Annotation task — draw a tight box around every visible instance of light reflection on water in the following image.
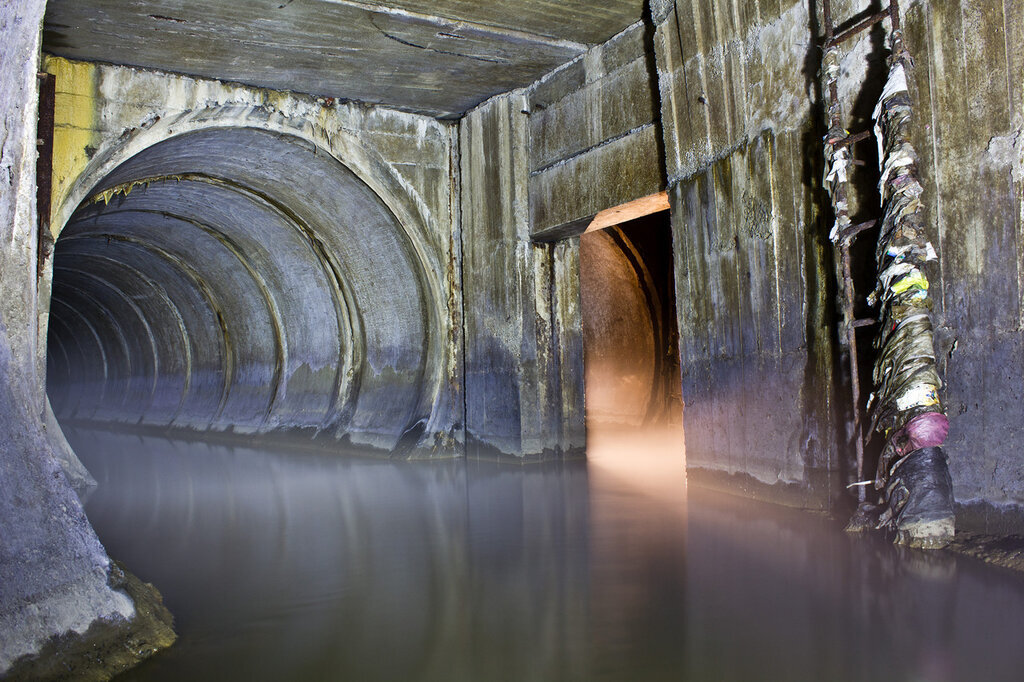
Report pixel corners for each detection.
[65,427,1024,682]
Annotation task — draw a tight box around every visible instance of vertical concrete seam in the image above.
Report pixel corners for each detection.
[452,120,469,456]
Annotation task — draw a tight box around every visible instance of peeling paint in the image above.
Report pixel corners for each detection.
[985,129,1024,183]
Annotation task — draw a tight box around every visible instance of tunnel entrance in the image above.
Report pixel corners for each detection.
[579,209,682,429]
[580,207,686,503]
[45,127,441,452]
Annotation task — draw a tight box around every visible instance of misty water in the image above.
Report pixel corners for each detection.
[66,426,1024,682]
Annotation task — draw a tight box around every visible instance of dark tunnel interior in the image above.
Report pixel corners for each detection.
[46,127,440,451]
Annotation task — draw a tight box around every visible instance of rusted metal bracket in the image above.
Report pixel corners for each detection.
[833,129,873,150]
[840,219,877,243]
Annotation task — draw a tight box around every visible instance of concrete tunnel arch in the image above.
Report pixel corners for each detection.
[46,126,448,451]
[580,224,676,428]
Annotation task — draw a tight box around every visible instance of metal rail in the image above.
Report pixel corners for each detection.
[820,0,899,495]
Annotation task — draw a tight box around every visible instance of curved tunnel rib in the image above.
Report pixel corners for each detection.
[96,173,365,425]
[53,287,134,407]
[61,254,197,421]
[49,299,110,416]
[55,259,192,423]
[58,234,237,426]
[48,127,440,451]
[75,208,291,426]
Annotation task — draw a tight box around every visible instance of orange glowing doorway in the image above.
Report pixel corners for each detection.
[580,193,686,515]
[579,192,686,493]
[579,196,682,430]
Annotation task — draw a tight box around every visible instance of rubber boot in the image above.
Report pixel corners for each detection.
[881,446,955,549]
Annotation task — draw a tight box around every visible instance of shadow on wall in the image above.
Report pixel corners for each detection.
[46,127,443,454]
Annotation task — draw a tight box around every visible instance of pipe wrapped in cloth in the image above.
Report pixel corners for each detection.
[862,29,954,549]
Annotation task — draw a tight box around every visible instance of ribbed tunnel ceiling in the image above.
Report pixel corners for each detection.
[48,128,438,450]
[42,0,645,118]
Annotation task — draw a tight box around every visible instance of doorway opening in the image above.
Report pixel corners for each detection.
[579,200,685,499]
[579,208,682,428]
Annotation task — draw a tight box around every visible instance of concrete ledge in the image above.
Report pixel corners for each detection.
[3,562,175,681]
[955,500,1024,537]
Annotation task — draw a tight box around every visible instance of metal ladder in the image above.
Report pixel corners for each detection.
[819,0,904,496]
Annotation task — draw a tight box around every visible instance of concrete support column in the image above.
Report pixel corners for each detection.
[459,92,585,458]
[1,2,170,674]
[648,0,840,508]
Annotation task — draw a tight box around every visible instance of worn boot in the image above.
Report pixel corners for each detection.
[879,446,955,549]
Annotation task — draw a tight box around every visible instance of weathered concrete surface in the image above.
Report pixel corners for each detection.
[349,0,645,45]
[459,92,585,457]
[43,58,463,455]
[42,0,643,119]
[901,0,1024,529]
[649,0,1024,525]
[457,22,669,456]
[652,0,840,509]
[44,395,96,495]
[529,22,665,237]
[0,331,132,674]
[653,0,822,186]
[668,130,837,508]
[0,2,169,673]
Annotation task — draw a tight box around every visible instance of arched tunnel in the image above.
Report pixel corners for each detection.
[47,127,440,451]
[579,213,682,429]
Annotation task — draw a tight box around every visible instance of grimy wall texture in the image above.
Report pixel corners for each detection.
[3,0,1024,673]
[647,0,1024,526]
[651,0,842,508]
[902,0,1024,532]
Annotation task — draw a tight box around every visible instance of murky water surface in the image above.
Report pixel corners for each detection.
[67,427,1024,682]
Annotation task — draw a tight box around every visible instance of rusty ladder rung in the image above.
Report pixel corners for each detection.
[833,128,874,150]
[839,219,877,243]
[820,0,903,494]
[826,7,891,47]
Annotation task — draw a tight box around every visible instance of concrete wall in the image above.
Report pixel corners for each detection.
[648,0,1024,523]
[901,0,1024,530]
[458,22,667,457]
[528,22,665,239]
[651,0,840,509]
[459,92,585,457]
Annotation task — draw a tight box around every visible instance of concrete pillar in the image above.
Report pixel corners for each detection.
[649,0,840,508]
[0,3,171,674]
[459,92,585,458]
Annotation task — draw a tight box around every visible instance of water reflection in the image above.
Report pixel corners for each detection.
[65,428,1024,682]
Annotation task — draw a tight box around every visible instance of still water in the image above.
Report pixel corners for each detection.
[66,427,1024,682]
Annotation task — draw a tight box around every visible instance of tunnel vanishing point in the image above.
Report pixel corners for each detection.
[2,0,1023,676]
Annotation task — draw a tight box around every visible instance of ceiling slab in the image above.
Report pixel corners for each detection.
[43,0,644,118]
[338,0,644,46]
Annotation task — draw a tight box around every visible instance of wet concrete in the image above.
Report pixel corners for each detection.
[67,426,1024,682]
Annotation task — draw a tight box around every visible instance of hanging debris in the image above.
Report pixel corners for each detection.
[864,20,954,549]
[820,37,866,495]
[819,0,954,547]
